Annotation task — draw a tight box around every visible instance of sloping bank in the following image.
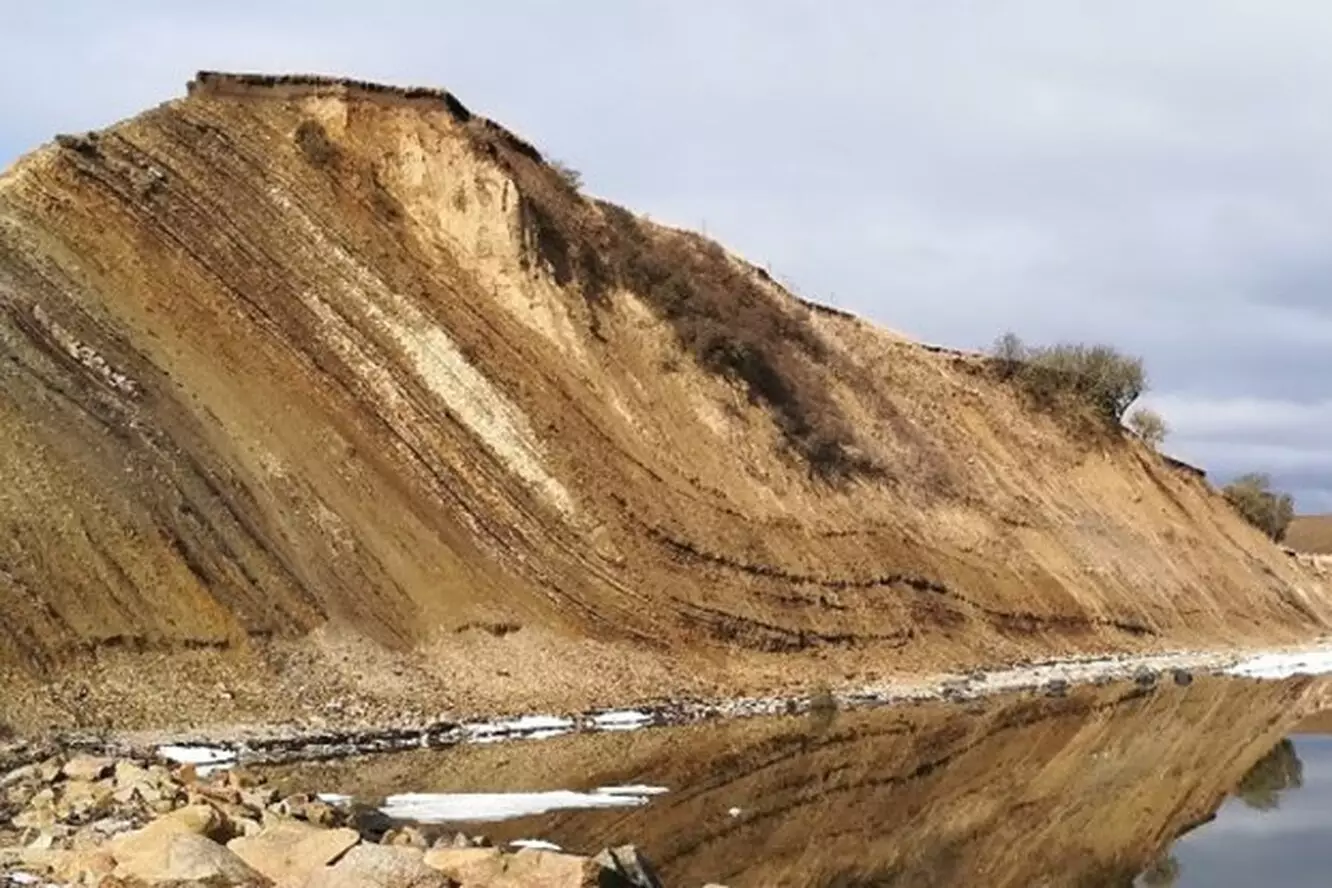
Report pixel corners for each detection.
[0,71,1328,735]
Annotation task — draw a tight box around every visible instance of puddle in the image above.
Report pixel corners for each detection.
[257,673,1332,886]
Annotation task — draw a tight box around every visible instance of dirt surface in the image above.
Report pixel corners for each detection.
[1289,515,1332,554]
[1,72,1330,736]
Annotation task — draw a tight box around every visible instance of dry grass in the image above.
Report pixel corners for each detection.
[1287,515,1332,554]
[471,124,881,481]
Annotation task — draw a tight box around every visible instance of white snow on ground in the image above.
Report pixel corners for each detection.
[156,745,236,776]
[1225,650,1332,679]
[590,710,653,731]
[464,715,575,740]
[596,784,669,796]
[509,839,563,851]
[316,793,353,805]
[525,728,572,741]
[6,874,40,886]
[379,789,653,822]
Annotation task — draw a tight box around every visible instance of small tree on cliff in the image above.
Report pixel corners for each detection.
[1222,473,1296,542]
[1127,407,1168,449]
[989,332,1147,424]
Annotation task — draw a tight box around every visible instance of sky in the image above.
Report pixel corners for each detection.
[1,1,1329,510]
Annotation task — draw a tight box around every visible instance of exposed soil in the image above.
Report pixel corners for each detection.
[1289,515,1332,554]
[0,72,1329,736]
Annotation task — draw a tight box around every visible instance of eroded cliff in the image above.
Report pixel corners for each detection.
[0,73,1327,730]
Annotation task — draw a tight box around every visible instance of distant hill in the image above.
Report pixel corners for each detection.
[1288,516,1332,554]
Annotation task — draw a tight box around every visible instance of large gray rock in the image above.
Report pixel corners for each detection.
[228,820,360,885]
[111,830,271,886]
[302,844,456,887]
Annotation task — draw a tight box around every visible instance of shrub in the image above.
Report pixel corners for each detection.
[991,331,1026,379]
[1223,473,1296,542]
[989,333,1146,423]
[549,159,583,192]
[1235,738,1303,810]
[293,120,336,166]
[1127,407,1168,448]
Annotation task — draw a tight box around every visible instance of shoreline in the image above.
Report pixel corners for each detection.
[9,640,1332,773]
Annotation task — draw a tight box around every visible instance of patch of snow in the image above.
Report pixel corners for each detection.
[317,793,353,806]
[379,789,653,823]
[1225,650,1332,679]
[525,728,572,741]
[590,710,653,730]
[727,807,743,818]
[596,784,669,796]
[156,745,237,767]
[464,715,575,739]
[509,838,563,851]
[7,875,41,886]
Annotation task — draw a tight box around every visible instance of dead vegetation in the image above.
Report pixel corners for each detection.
[990,332,1147,427]
[1127,407,1168,448]
[1223,474,1296,542]
[470,125,881,481]
[1286,515,1332,554]
[293,120,336,166]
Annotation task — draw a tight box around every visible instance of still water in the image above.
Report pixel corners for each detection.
[1142,729,1332,887]
[261,676,1332,887]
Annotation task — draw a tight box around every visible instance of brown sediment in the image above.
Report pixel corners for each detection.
[0,72,1327,734]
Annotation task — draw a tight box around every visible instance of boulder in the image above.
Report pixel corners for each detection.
[0,763,40,791]
[55,777,116,823]
[228,820,360,885]
[113,760,152,789]
[62,756,114,782]
[111,830,270,886]
[36,758,63,784]
[302,844,456,887]
[53,847,117,884]
[594,845,664,888]
[109,803,230,855]
[422,846,506,883]
[383,826,429,849]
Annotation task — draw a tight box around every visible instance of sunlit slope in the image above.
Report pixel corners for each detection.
[0,73,1327,725]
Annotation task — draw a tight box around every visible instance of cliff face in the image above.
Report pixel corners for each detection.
[0,73,1327,728]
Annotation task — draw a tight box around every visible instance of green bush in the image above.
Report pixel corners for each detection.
[1222,473,1296,542]
[989,332,1146,423]
[1127,407,1168,448]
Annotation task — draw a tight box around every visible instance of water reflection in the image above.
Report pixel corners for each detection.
[261,677,1327,887]
[1142,731,1332,887]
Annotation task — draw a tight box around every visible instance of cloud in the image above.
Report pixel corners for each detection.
[0,1,1327,509]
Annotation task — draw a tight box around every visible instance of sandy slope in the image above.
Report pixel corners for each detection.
[0,72,1328,733]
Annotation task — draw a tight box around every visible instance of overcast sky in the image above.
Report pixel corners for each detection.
[2,2,1329,510]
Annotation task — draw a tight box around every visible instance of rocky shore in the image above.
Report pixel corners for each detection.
[0,753,692,887]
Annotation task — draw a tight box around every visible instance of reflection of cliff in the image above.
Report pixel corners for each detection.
[267,677,1326,887]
